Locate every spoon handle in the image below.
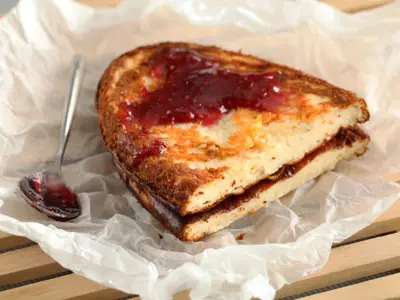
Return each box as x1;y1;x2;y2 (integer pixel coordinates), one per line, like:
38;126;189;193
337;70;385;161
55;55;86;172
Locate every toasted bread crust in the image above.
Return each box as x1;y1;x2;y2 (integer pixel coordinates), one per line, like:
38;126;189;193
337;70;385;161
97;42;369;215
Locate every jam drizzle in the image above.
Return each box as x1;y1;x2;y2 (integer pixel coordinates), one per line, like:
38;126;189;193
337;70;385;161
119;47;285;128
29;176;80;221
133;139;167;166
118;47;287;165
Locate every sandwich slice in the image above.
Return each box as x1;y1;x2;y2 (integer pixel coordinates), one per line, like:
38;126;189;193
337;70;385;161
97;42;370;239
97;42;369;217
114;127;369;241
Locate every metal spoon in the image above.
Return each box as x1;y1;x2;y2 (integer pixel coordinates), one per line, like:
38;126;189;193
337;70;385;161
18;55;85;220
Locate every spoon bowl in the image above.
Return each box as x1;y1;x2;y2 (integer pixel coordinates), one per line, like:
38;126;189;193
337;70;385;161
18;172;81;220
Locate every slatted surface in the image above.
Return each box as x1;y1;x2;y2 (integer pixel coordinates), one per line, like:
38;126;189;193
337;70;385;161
1;0;398;299
0;245;67;286
301;273;400;300
1;274;128;300
277;231;400;298
0;231;33;252
1;197;399;299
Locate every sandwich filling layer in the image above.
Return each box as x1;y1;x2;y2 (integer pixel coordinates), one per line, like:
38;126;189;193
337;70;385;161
115;127;369;241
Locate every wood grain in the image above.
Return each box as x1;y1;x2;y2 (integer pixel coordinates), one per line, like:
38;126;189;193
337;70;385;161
0;231;33;251
0;245;66;286
341;199;400;243
302;273;400;300
0;274;128;300
79;0;120;8
276;231;400;298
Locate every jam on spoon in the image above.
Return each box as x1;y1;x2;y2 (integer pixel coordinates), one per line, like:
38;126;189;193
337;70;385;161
25;173;80;221
18;56;85;221
43;185;78;213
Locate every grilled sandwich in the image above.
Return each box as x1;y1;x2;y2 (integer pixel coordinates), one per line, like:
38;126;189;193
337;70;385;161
97;42;370;240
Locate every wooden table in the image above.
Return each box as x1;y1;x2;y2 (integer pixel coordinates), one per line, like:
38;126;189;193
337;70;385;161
1;200;399;299
1;0;398;299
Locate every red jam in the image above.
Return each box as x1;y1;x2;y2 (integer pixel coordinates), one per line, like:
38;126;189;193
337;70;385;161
29;177;80;220
118;47;287;166
119;47;285;128
43;185;79;213
133;139;167;166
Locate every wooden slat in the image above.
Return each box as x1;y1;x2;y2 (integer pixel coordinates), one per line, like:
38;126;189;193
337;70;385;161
0;274;128;300
384;172;400;183
302;273;400;300
132;290;192;300
79;0;120;8
320;0;393;12
0;245;66;286
276;231;400;298
0;231;33;251
131;291;189;300
341;199;400;243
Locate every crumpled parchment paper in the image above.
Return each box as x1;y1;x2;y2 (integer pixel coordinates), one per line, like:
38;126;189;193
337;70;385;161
1;0;400;299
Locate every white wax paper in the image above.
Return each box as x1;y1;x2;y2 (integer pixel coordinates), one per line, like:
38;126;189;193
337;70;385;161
1;0;400;299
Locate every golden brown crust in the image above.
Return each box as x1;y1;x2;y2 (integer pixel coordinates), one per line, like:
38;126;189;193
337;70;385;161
97;42;370;215
115;127;370;241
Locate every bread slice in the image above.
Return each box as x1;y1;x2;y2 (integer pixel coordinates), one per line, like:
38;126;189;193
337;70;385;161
115;127;369;241
97;42;369;216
